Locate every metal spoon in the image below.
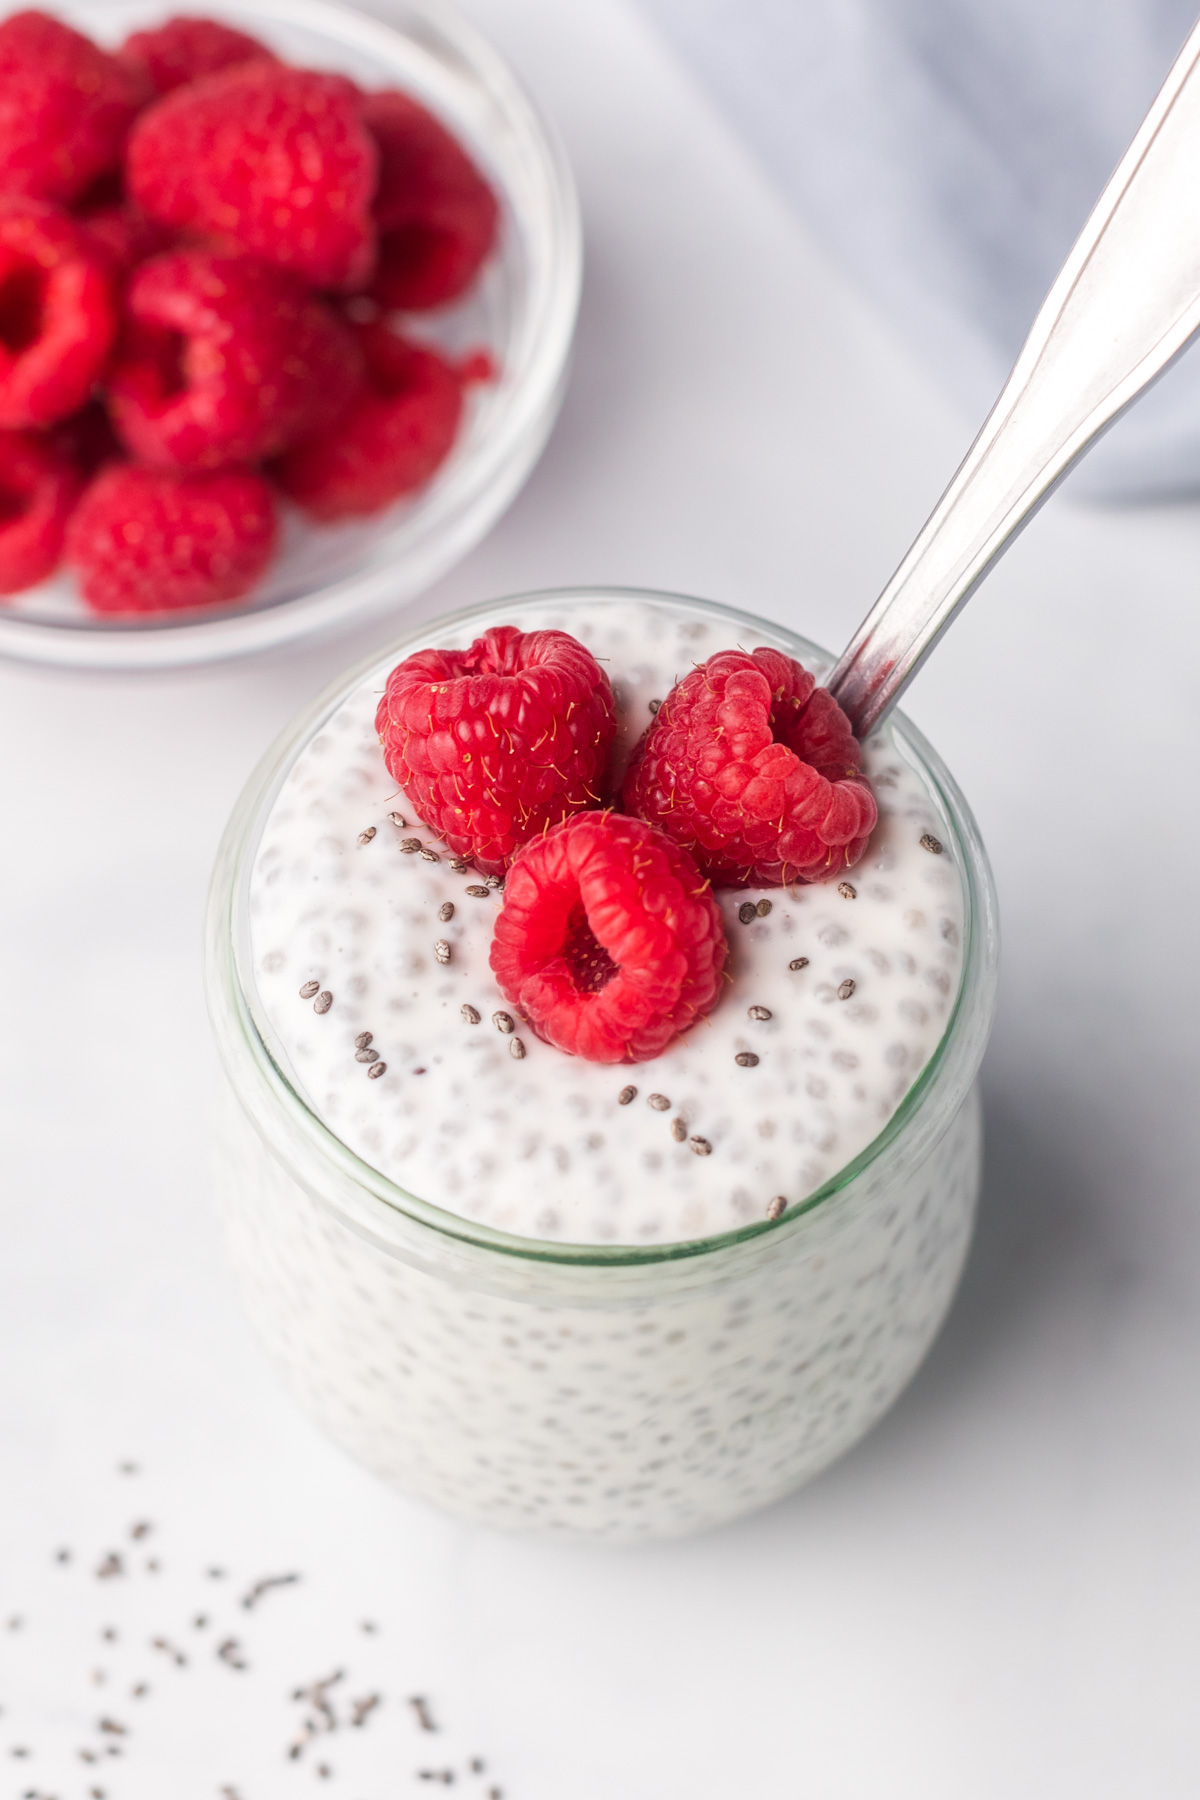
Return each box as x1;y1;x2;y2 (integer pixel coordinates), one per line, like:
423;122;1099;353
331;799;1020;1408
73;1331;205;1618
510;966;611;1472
827;17;1200;737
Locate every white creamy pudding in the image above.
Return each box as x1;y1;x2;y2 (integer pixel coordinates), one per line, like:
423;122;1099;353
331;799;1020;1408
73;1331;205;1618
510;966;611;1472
209;588;998;1541
246;596;963;1245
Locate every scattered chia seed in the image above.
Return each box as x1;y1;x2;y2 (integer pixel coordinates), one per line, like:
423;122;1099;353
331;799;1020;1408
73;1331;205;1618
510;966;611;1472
400;839;421;854
409;1696;438;1733
735;1052;759;1067
461;1005;481;1025
492;1012;514;1034
788;957;809;971
670;1117;686;1142
465;886;490;899
689;1137;712;1156
449;858;470;873
748;1005;772;1021
647;1093;670;1111
837;978;857;1000
484;875;502;889
241;1573;300;1610
920;833;944;855
355;1031;373;1050
357;827;377;846
837;882;856;899
618;1085;637;1105
299;980;320;999
509;1038;526;1060
313;991;333;1015
387;812;407;828
95;1553;123;1580
129;1523;151;1541
756;898;772;918
420;848;440;864
438;902;455;922
737;902;756;924
216;1639;247;1671
355;1046;380;1063
367;1062;387;1080
434;941;451;965
648;698;661;713
766;1195;786;1221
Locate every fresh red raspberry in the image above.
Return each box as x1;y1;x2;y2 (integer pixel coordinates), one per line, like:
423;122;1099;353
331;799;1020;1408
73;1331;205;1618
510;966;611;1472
0;428;81;594
362;90;498;310
127;62;378;292
623;647;878;887
274;323;464;519
0;199;116;429
108;250;364;471
120;17;273;96
66;461;276;613
0;11;147;206
374;624;617;877
490;812;728;1064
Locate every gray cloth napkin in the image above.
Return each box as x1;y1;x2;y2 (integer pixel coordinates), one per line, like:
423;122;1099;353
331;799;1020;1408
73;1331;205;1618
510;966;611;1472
638;0;1200;500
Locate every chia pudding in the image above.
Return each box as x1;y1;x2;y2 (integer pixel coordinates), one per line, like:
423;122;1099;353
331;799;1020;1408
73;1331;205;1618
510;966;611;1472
207;587;999;1541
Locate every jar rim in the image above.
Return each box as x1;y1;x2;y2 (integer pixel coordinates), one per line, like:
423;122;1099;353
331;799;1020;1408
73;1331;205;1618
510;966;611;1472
205;585;1000;1267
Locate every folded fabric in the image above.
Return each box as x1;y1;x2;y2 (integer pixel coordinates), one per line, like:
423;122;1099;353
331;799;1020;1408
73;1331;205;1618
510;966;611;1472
639;0;1200;500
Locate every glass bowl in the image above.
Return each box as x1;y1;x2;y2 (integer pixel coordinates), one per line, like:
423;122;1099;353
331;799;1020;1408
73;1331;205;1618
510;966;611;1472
0;0;581;670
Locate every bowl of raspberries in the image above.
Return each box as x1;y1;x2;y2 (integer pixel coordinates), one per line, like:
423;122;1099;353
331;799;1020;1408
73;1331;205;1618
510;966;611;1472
0;0;580;667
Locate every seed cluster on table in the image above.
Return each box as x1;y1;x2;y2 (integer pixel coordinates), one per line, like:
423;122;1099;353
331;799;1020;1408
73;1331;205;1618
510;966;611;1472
0;1460;508;1799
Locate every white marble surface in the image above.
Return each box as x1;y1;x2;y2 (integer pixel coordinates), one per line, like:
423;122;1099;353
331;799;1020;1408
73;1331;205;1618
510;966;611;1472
2;0;1200;1793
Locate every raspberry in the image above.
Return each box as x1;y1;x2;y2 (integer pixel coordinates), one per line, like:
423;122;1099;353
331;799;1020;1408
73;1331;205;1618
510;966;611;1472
127;62;378;292
75;171;168;274
0;11;147;205
623;647;878;887
120;17;272;96
66;461;276;613
489;812;727;1064
374;624;617;876
0;199;116;429
0;428;80;594
108;250;364;471
362;90;498;310
274;323;463;519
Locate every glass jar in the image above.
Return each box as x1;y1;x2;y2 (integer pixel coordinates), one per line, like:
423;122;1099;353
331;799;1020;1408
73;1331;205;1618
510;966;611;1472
0;0;580;671
205;587;999;1543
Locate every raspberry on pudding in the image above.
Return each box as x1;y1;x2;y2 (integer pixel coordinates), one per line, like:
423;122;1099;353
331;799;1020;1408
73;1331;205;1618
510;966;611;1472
491;811;727;1063
375;623;617;876
624;646;877;886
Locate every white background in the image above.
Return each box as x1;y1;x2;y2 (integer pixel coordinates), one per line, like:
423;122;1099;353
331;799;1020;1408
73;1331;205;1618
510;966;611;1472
3;0;1200;1793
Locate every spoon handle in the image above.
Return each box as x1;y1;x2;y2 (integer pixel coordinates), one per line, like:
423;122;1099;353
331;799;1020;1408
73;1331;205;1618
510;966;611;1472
827;17;1200;737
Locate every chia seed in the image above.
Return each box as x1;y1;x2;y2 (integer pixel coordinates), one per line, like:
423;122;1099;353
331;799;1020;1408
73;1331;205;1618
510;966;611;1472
788;957;809;971
400;839;421;854
647;1094;670;1111
765;1195;786;1221
438;902;455;922
509;1038;526;1060
299;980;320;999
466;886;490;899
670;1118;686;1141
837;978;856;1000
920;833;944;855
756;898;772;918
434;942;451;965
355;1032;373;1050
837;882;856;899
313;991;333;1015
492;1012;514;1034
737;902;756;925
367;1062;387;1079
461;1005;481;1025
735;1052;759;1067
689;1137;712;1156
357;827;377;845
618;1085;637;1104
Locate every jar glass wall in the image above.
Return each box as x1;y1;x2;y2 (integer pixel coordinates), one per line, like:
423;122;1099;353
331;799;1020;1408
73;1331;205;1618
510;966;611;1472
205;588;1000;1543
